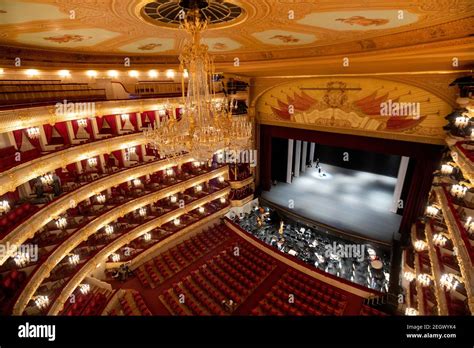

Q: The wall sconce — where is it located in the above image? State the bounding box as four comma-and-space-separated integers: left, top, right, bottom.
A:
77, 119, 88, 127
193, 161, 200, 168
87, 157, 98, 167
170, 195, 177, 203
166, 168, 174, 176
127, 146, 136, 154
55, 217, 67, 230
405, 307, 418, 316
413, 240, 427, 252
218, 176, 224, 183
68, 253, 80, 265
79, 283, 90, 295
173, 218, 180, 226
0, 200, 10, 214
416, 273, 431, 287
34, 295, 49, 309
403, 271, 416, 282
110, 253, 120, 262
121, 114, 130, 122
128, 70, 139, 78
138, 207, 147, 217
96, 194, 106, 204
86, 70, 98, 78
40, 173, 54, 185
143, 233, 151, 241
148, 70, 158, 78
433, 233, 448, 247
198, 206, 205, 214
26, 127, 40, 139
440, 273, 462, 292
133, 178, 142, 187
441, 164, 454, 175
451, 184, 467, 198
25, 69, 39, 77
107, 70, 119, 78
220, 197, 226, 204
454, 115, 470, 128
105, 225, 114, 235
195, 184, 202, 192
425, 205, 439, 217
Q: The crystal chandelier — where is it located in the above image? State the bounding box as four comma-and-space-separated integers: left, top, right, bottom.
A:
144, 7, 251, 162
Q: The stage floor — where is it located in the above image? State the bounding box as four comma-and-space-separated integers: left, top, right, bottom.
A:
262, 164, 402, 245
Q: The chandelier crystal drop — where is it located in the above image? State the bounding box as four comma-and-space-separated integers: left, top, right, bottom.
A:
144, 8, 251, 162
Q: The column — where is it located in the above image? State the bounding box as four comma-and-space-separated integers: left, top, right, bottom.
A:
391, 156, 409, 213
309, 142, 315, 166
301, 141, 308, 173
286, 139, 294, 183
294, 140, 301, 178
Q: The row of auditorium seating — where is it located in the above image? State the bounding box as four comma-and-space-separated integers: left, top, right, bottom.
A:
0, 88, 107, 107
117, 291, 152, 316
137, 224, 232, 288
0, 203, 39, 238
251, 270, 348, 316
160, 240, 276, 315
360, 305, 387, 316
61, 289, 109, 316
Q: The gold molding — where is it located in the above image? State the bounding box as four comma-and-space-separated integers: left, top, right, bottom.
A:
48, 188, 230, 315
0, 153, 195, 266
229, 176, 254, 189
13, 166, 228, 315
230, 194, 254, 207
0, 132, 148, 196
0, 97, 183, 134
450, 144, 474, 185
434, 187, 474, 314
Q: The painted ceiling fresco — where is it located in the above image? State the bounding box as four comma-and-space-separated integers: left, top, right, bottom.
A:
0, 0, 472, 59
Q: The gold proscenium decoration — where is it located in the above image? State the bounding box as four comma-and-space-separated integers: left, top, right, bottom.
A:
144, 2, 252, 162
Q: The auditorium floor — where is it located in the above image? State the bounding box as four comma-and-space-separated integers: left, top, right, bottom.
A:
262, 164, 402, 244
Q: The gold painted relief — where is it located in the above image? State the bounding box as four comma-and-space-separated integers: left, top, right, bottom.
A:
256, 77, 452, 143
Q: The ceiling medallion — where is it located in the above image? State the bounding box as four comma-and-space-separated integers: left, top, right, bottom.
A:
142, 0, 243, 28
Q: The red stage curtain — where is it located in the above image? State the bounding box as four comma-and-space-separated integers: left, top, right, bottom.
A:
104, 115, 118, 134
54, 122, 70, 145
12, 130, 23, 150
43, 124, 53, 144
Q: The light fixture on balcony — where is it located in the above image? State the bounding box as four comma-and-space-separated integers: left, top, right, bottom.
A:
40, 173, 54, 185
166, 69, 175, 79
14, 251, 30, 267
425, 205, 439, 218
133, 178, 142, 187
26, 127, 40, 139
218, 176, 224, 183
173, 218, 180, 226
105, 225, 114, 235
127, 146, 136, 154
107, 70, 119, 78
121, 113, 130, 122
68, 253, 80, 265
86, 70, 98, 78
34, 295, 49, 309
195, 184, 202, 192
158, 108, 167, 117
451, 184, 467, 198
414, 240, 427, 252
405, 307, 418, 316
166, 168, 174, 176
441, 164, 454, 175
417, 273, 431, 287
220, 197, 226, 204
55, 217, 67, 230
440, 273, 462, 292
403, 271, 416, 282
454, 115, 469, 128
193, 161, 200, 168
79, 283, 90, 295
464, 216, 474, 234
170, 195, 177, 203
110, 253, 120, 262
138, 207, 147, 217
198, 206, 205, 214
58, 70, 71, 78
143, 232, 151, 241
25, 69, 39, 77
433, 233, 448, 247
128, 70, 139, 78
96, 194, 106, 204
0, 200, 10, 214
77, 119, 88, 127
87, 157, 98, 167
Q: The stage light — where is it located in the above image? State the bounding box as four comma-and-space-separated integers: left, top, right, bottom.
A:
148, 69, 158, 78
128, 70, 139, 78
86, 70, 98, 78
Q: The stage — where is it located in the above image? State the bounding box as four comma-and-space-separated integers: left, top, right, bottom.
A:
262, 164, 402, 245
